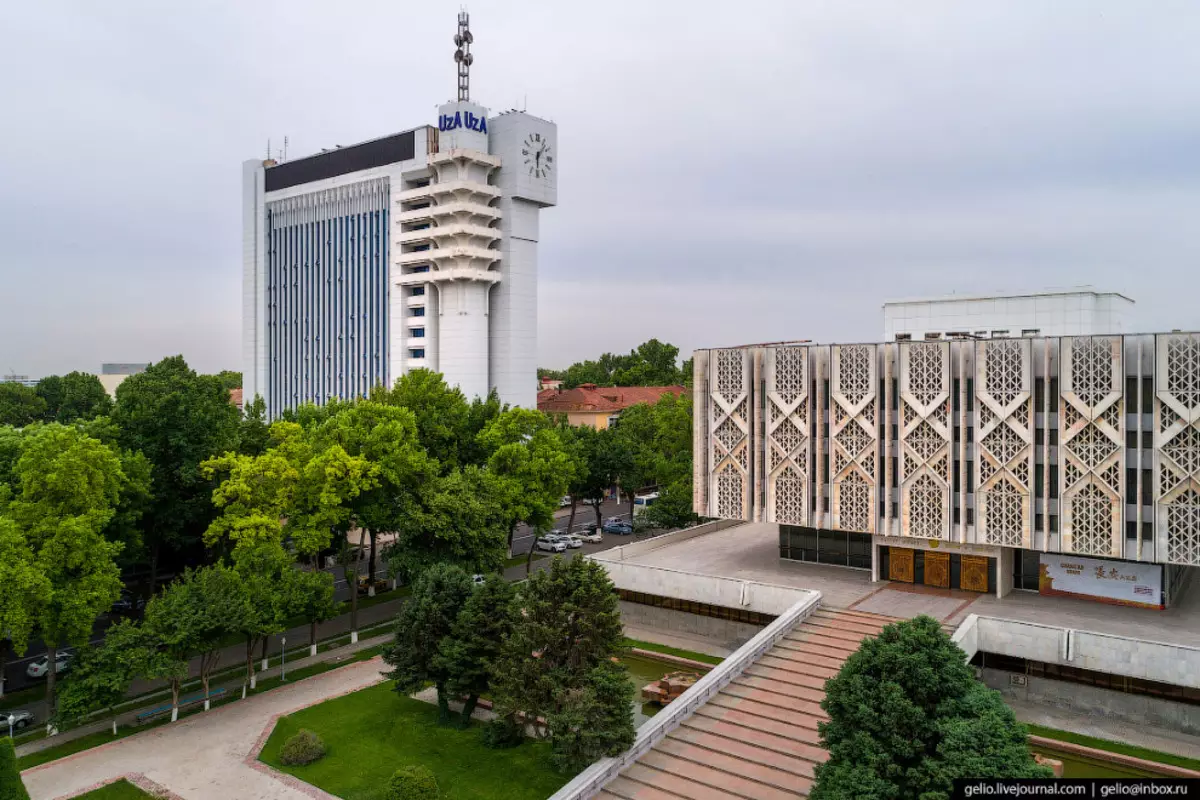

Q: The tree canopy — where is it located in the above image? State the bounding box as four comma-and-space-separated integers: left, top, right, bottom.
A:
35, 372, 113, 423
545, 339, 687, 389
0, 383, 45, 428
812, 615, 1052, 799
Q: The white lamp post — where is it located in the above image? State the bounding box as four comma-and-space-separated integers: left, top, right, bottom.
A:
6, 715, 13, 739
281, 636, 287, 682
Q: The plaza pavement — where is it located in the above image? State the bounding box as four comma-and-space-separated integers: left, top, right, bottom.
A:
21, 656, 389, 800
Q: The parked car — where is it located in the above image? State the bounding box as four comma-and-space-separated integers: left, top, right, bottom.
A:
577, 529, 603, 544
602, 521, 634, 535
604, 516, 626, 526
536, 535, 568, 553
111, 592, 146, 616
3, 709, 33, 734
25, 651, 73, 679
356, 577, 389, 596
559, 496, 572, 508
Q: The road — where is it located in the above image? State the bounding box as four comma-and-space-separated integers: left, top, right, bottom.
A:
2, 495, 656, 727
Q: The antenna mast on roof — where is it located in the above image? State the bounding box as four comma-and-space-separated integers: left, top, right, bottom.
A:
453, 10, 474, 102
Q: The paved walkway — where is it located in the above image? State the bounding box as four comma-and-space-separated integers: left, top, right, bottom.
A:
21, 656, 388, 800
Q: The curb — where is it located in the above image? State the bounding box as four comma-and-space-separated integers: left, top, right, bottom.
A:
628, 648, 716, 672
1028, 735, 1200, 778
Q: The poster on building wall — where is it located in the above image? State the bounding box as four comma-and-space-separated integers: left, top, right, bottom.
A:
1038, 554, 1163, 610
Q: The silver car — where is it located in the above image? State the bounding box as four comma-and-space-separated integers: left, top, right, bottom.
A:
25, 651, 72, 679
4, 709, 33, 733
536, 536, 567, 553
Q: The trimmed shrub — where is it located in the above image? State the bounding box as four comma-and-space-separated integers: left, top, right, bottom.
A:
385, 765, 439, 800
481, 715, 524, 749
278, 729, 326, 766
0, 738, 31, 800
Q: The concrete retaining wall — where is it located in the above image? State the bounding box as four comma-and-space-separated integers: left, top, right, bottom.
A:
619, 602, 764, 651
595, 559, 813, 617
984, 668, 1200, 737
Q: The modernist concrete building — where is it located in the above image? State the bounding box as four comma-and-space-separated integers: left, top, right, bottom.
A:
692, 332, 1200, 607
884, 288, 1134, 342
241, 14, 556, 415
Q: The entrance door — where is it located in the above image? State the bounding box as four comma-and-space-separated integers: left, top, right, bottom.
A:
924, 551, 950, 588
960, 555, 990, 593
888, 547, 914, 583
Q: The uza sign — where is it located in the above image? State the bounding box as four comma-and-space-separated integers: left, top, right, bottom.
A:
438, 111, 487, 134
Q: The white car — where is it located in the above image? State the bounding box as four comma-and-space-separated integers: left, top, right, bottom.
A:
559, 496, 572, 508
577, 529, 603, 544
536, 536, 567, 553
25, 651, 72, 679
4, 709, 34, 733
562, 535, 584, 549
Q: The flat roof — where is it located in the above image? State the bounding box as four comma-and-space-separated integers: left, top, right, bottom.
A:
264, 127, 425, 192
883, 288, 1135, 307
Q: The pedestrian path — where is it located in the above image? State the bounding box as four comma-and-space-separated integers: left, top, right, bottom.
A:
596, 607, 893, 800
21, 654, 388, 800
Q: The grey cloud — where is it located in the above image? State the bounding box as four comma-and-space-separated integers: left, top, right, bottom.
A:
1, 0, 1199, 376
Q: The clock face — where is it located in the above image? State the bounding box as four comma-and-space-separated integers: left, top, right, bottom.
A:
522, 132, 553, 179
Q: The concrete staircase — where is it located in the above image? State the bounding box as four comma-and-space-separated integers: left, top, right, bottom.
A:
597, 608, 893, 800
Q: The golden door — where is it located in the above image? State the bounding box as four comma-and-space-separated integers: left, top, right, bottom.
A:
960, 555, 990, 593
923, 551, 950, 588
888, 548, 915, 583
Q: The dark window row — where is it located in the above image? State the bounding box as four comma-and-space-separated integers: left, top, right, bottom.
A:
975, 651, 1200, 706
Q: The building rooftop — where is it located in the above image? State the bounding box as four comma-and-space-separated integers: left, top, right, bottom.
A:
883, 287, 1135, 307
537, 384, 687, 415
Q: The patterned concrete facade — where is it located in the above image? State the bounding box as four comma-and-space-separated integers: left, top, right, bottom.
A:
694, 333, 1200, 570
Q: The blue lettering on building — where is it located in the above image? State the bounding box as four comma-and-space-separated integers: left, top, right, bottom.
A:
438, 111, 487, 134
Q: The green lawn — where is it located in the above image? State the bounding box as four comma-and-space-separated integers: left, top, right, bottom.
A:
73, 779, 154, 799
622, 637, 724, 666
1027, 724, 1200, 772
261, 682, 569, 800
503, 552, 547, 569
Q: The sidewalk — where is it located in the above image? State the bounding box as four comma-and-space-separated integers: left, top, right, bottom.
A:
20, 654, 389, 800
15, 632, 391, 760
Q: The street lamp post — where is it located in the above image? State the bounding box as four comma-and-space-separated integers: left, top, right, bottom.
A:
6, 715, 13, 740
281, 637, 287, 682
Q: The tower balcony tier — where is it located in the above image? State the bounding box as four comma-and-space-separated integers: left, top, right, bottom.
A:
397, 223, 501, 248
396, 201, 501, 226
396, 180, 499, 205
396, 266, 501, 286
429, 149, 502, 169
396, 245, 500, 268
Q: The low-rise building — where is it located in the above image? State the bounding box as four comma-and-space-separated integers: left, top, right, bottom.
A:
538, 383, 687, 429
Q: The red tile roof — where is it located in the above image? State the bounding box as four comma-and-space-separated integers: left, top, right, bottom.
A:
538, 384, 687, 414
229, 388, 244, 409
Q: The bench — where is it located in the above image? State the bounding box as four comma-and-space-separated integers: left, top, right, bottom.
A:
135, 688, 227, 724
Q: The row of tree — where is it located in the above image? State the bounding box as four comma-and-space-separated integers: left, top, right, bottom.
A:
385, 558, 634, 772
539, 339, 693, 389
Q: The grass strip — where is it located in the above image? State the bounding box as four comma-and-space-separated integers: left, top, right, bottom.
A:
1026, 723, 1200, 772
622, 637, 724, 666
260, 681, 568, 799
73, 778, 155, 799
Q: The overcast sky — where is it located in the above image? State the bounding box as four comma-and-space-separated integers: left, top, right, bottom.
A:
3, 1, 1200, 377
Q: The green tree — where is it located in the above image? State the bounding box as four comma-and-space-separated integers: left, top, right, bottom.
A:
436, 575, 516, 727
0, 518, 49, 699
478, 408, 577, 557
3, 425, 125, 711
74, 418, 154, 572
284, 567, 337, 657
489, 557, 629, 751
612, 339, 682, 386
812, 615, 1052, 800
0, 736, 30, 800
378, 369, 470, 471
238, 395, 271, 456
227, 544, 295, 692
580, 427, 631, 529
35, 372, 113, 423
546, 660, 636, 772
54, 619, 147, 732
213, 370, 243, 391
382, 564, 473, 724
0, 383, 45, 428
112, 356, 241, 593
611, 393, 695, 530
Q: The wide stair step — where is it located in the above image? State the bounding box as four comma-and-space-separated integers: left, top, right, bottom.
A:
609, 607, 892, 799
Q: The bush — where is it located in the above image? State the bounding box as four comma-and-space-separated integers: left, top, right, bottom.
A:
385, 765, 439, 800
481, 715, 524, 749
0, 738, 31, 800
278, 729, 326, 766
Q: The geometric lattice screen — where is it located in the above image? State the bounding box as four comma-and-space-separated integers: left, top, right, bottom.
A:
1156, 333, 1200, 565
898, 342, 952, 540
765, 346, 809, 526
1060, 336, 1124, 557
830, 344, 878, 534
709, 348, 751, 521
975, 339, 1034, 548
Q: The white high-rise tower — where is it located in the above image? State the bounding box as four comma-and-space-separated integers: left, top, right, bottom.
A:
242, 12, 556, 414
